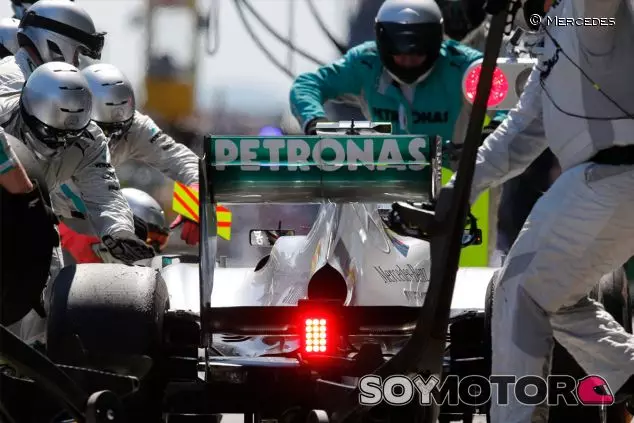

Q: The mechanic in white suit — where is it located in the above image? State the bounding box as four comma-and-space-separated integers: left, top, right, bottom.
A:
0, 0, 102, 100
448, 0, 634, 421
6, 62, 155, 344
51, 63, 202, 251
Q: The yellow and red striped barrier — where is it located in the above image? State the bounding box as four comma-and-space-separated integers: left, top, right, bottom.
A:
172, 182, 232, 240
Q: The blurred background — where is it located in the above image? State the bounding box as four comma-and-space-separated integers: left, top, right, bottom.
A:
3, 0, 481, 256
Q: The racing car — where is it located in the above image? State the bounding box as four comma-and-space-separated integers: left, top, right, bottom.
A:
8, 121, 630, 423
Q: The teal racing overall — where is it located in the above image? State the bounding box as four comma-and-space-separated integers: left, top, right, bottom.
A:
289, 39, 506, 143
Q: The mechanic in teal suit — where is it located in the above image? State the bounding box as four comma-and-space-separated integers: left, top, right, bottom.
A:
289, 0, 505, 145
289, 0, 505, 267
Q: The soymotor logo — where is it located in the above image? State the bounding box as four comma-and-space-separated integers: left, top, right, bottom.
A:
358, 374, 614, 407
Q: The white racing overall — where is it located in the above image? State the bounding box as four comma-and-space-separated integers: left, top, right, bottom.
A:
449, 0, 634, 421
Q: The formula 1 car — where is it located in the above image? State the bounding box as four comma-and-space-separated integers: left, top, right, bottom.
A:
28, 121, 495, 423
11, 121, 630, 423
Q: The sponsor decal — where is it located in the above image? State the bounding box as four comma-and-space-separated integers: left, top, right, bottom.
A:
374, 264, 429, 283
212, 137, 429, 172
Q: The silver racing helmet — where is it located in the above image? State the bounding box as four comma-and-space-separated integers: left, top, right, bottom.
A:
121, 188, 170, 252
0, 18, 19, 58
81, 63, 135, 140
11, 0, 76, 20
17, 0, 104, 66
20, 61, 92, 159
11, 0, 35, 19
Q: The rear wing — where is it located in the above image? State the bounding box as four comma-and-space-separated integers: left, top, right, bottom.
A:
198, 134, 446, 346
203, 135, 442, 203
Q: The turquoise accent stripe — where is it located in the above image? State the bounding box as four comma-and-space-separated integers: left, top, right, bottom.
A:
60, 184, 87, 214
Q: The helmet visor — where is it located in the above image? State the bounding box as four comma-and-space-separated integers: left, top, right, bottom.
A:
21, 105, 86, 151
20, 13, 105, 60
377, 23, 438, 56
97, 117, 133, 139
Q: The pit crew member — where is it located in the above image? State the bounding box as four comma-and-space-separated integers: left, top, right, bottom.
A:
0, 0, 104, 101
7, 62, 154, 344
447, 0, 634, 421
51, 63, 200, 247
289, 0, 506, 147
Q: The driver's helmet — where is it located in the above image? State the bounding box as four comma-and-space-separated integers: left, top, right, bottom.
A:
0, 18, 19, 58
122, 188, 170, 253
81, 63, 135, 140
17, 0, 104, 66
20, 61, 92, 159
375, 0, 444, 85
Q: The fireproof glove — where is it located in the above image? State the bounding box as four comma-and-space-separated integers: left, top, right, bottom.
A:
102, 230, 155, 264
304, 117, 329, 135
169, 215, 200, 246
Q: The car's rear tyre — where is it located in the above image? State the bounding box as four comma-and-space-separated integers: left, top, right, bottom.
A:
483, 268, 632, 423
47, 263, 169, 421
47, 263, 169, 360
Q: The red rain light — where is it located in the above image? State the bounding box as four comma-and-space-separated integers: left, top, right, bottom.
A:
464, 64, 509, 108
303, 318, 328, 353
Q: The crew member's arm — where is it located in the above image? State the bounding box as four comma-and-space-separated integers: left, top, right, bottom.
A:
125, 112, 199, 185
72, 130, 135, 237
289, 44, 366, 133
122, 112, 201, 245
0, 157, 33, 193
447, 65, 548, 204
72, 128, 154, 263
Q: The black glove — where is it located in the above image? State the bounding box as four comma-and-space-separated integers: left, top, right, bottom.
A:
484, 0, 510, 15
102, 230, 155, 264
304, 117, 329, 135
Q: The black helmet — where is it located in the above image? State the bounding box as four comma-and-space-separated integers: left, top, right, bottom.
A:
375, 0, 444, 85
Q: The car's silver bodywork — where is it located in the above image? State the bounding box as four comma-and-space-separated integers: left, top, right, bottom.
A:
156, 201, 497, 357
